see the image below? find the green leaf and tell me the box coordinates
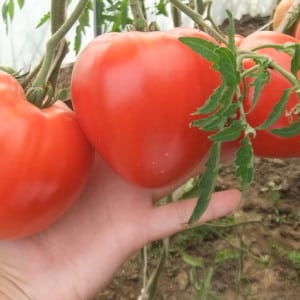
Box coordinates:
[74,1,92,54]
[249,67,270,112]
[6,0,14,20]
[215,47,239,87]
[36,11,50,28]
[17,0,24,8]
[257,88,293,130]
[194,82,227,115]
[210,120,243,142]
[189,142,221,223]
[235,136,254,189]
[225,10,236,52]
[156,0,168,16]
[192,87,236,132]
[192,113,226,131]
[179,37,220,63]
[181,252,205,268]
[271,121,300,137]
[291,43,300,76]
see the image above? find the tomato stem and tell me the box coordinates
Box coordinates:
[169,0,227,44]
[240,51,299,88]
[129,0,148,31]
[32,0,88,90]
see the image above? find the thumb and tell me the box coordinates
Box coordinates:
[146,189,241,242]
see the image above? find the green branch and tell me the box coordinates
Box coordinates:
[169,0,227,44]
[32,0,89,88]
[129,0,148,31]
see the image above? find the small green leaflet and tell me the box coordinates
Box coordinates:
[249,66,270,113]
[180,37,239,88]
[271,121,300,137]
[235,136,254,189]
[215,47,239,87]
[179,37,219,62]
[257,88,292,130]
[210,120,243,142]
[192,87,236,132]
[225,10,236,52]
[192,114,226,131]
[156,0,168,16]
[2,0,24,26]
[17,0,24,8]
[291,43,300,77]
[189,142,220,223]
[74,1,92,54]
[193,82,227,115]
[36,11,50,28]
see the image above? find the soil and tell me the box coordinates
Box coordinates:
[58,15,300,300]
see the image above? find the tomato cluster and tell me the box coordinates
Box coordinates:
[0,28,298,239]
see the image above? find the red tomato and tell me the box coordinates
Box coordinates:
[239,31,300,158]
[0,71,94,239]
[71,30,220,188]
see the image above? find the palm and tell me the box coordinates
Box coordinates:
[0,157,240,300]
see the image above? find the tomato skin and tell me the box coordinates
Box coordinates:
[239,31,300,158]
[71,30,220,188]
[0,71,94,239]
[295,22,300,40]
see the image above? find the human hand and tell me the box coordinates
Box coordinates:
[0,155,241,300]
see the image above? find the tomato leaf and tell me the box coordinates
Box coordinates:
[17,0,24,8]
[36,11,50,28]
[179,37,220,63]
[192,87,237,132]
[210,120,243,142]
[235,136,254,189]
[2,0,15,32]
[192,114,226,131]
[271,121,300,137]
[291,43,300,77]
[189,142,220,223]
[249,66,270,112]
[257,88,292,130]
[193,82,227,115]
[156,0,168,16]
[225,10,236,52]
[215,47,239,87]
[74,1,92,54]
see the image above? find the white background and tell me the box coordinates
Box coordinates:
[0,0,277,70]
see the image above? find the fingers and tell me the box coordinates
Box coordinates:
[152,143,237,201]
[146,189,241,242]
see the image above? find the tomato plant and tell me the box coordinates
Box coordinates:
[71,29,220,188]
[0,71,94,239]
[240,31,300,158]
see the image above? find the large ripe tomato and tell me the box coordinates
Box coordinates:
[240,31,300,158]
[0,71,94,239]
[71,30,220,188]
